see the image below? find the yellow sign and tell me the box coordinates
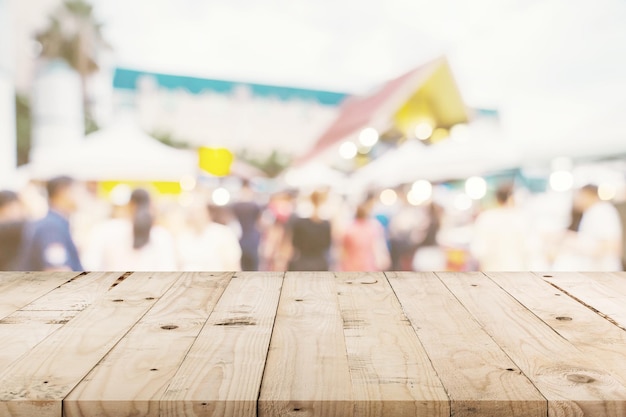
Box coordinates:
[198,147,234,176]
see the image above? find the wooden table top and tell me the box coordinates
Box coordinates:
[0,271,625,417]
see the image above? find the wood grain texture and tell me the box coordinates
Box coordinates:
[258,271,353,417]
[64,272,233,417]
[438,272,626,417]
[20,271,124,311]
[0,272,184,417]
[540,272,626,329]
[162,271,283,417]
[0,272,79,319]
[336,272,449,417]
[0,272,123,372]
[0,310,76,370]
[387,271,546,417]
[1,271,626,417]
[490,272,626,392]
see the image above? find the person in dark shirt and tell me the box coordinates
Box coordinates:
[0,190,27,270]
[18,176,83,271]
[288,191,332,271]
[231,180,262,271]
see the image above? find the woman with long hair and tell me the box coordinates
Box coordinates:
[83,188,176,271]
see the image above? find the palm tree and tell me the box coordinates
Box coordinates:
[35,0,109,132]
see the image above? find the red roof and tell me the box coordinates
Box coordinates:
[297,58,444,165]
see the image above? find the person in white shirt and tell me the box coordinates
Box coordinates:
[83,188,177,271]
[177,200,242,271]
[471,183,529,271]
[556,184,623,271]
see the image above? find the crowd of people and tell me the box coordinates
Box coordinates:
[0,175,624,273]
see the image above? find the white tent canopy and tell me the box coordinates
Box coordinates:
[27,119,197,182]
[281,162,348,190]
[350,137,521,189]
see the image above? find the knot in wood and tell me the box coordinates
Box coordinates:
[567,373,595,384]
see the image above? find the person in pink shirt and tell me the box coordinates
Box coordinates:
[341,202,390,271]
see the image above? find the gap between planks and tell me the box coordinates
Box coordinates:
[536,272,626,332]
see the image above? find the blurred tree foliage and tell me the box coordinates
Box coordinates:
[35,0,109,134]
[238,150,292,178]
[151,131,191,149]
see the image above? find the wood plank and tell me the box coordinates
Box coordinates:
[258,271,353,417]
[387,271,546,417]
[540,272,626,329]
[64,272,234,417]
[0,272,184,417]
[438,271,626,417]
[0,272,125,371]
[0,272,79,319]
[161,271,283,417]
[20,271,124,311]
[336,272,449,417]
[0,310,76,370]
[584,272,626,296]
[490,272,626,391]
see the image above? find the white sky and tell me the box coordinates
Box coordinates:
[92,0,626,108]
[10,0,626,154]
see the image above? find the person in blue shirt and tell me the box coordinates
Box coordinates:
[18,176,83,271]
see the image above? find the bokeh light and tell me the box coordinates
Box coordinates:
[109,184,132,206]
[450,123,470,143]
[358,127,379,147]
[550,170,574,192]
[211,187,231,206]
[179,175,196,192]
[598,183,617,201]
[408,180,432,205]
[414,122,433,140]
[379,188,398,206]
[339,141,358,159]
[465,176,487,200]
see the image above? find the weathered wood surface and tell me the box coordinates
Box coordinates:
[1,271,626,416]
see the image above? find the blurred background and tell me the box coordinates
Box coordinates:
[1,0,626,272]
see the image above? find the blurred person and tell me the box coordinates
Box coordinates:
[554,184,622,271]
[19,180,48,220]
[412,203,446,271]
[17,176,83,271]
[551,205,584,270]
[386,189,424,270]
[83,188,176,271]
[177,201,241,271]
[261,191,296,271]
[232,179,262,271]
[613,187,626,270]
[470,183,529,271]
[287,191,332,271]
[340,202,390,271]
[0,190,27,270]
[71,181,112,255]
[209,204,242,239]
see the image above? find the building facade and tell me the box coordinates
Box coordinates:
[112,68,348,158]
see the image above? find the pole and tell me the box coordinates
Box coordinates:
[0,0,17,189]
